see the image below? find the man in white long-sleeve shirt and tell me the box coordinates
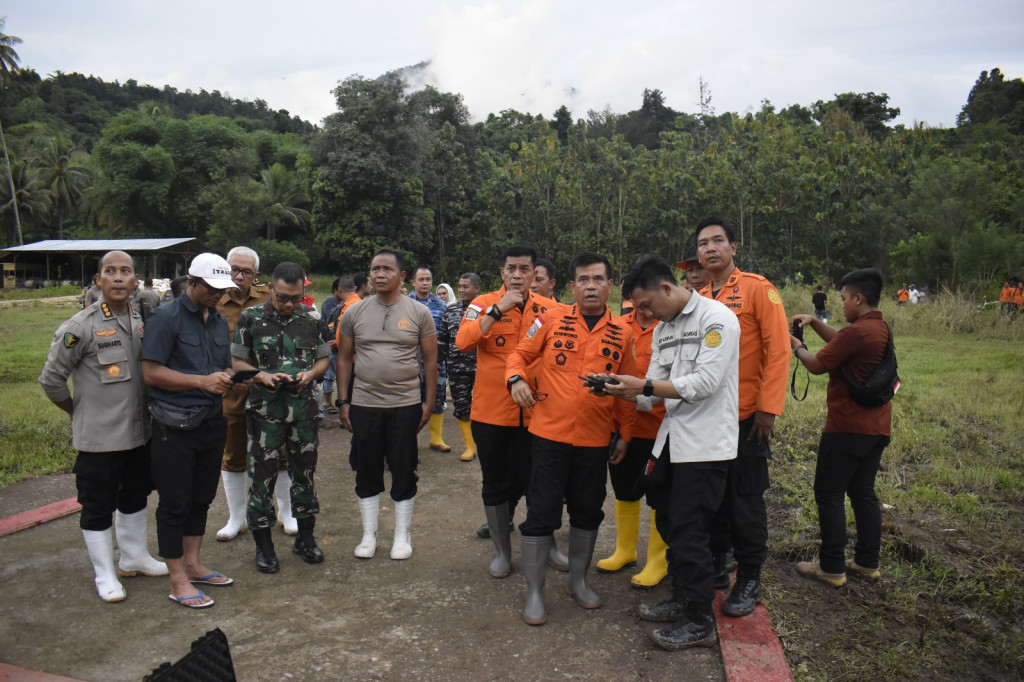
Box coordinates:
[602,255,739,651]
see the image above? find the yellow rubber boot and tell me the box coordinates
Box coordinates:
[457,418,477,461]
[428,413,451,452]
[595,499,641,572]
[631,509,669,588]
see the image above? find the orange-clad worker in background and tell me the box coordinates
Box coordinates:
[696,216,789,618]
[454,245,564,579]
[594,288,669,589]
[897,286,910,305]
[506,252,639,626]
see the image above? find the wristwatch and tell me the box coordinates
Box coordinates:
[486,304,504,321]
[335,398,351,407]
[507,375,523,387]
[642,379,654,397]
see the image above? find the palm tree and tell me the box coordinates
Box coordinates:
[260,163,310,240]
[0,158,50,244]
[0,17,23,244]
[34,133,91,238]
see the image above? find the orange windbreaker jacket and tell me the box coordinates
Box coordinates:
[506,304,638,447]
[700,268,790,421]
[455,287,557,427]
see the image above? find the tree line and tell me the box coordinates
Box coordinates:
[1,21,1022,293]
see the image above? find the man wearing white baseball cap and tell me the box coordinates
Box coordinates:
[142,252,243,609]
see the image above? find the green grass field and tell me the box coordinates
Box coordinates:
[1,282,1022,678]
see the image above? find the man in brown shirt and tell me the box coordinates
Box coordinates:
[790,268,893,587]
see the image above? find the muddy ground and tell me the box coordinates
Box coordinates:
[0,417,727,681]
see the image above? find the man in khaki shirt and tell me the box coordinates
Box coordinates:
[39,250,167,602]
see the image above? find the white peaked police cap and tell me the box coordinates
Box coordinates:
[188,253,239,289]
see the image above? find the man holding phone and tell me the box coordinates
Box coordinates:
[231,262,331,573]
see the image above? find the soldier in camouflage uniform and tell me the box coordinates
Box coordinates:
[438,272,482,461]
[231,262,331,573]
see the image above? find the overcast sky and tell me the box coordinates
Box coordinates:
[8,0,1024,129]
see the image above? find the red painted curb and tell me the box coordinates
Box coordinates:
[0,661,84,681]
[0,498,81,538]
[715,582,794,682]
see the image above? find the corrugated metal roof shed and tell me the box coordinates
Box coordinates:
[2,238,195,252]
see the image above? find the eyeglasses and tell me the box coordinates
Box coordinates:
[231,267,255,277]
[274,293,304,304]
[532,393,548,402]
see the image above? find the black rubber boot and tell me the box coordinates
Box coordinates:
[651,600,718,650]
[484,503,512,578]
[293,517,324,564]
[253,527,280,574]
[521,535,552,626]
[566,527,601,609]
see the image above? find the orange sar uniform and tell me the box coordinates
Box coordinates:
[333,293,364,349]
[507,304,638,535]
[699,267,789,573]
[897,288,909,304]
[218,282,270,472]
[455,287,557,509]
[1013,285,1024,311]
[608,311,665,503]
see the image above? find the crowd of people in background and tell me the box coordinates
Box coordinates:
[44,216,900,651]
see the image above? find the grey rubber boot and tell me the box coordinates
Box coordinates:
[548,536,569,572]
[484,503,512,578]
[566,527,602,609]
[521,535,553,625]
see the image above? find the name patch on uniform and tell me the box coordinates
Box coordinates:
[63,333,80,349]
[95,328,117,337]
[97,340,123,350]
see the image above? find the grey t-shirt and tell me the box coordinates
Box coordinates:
[339,295,436,407]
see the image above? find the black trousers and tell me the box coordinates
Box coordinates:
[471,421,532,508]
[608,436,654,503]
[646,442,729,603]
[349,404,420,501]
[520,435,608,536]
[150,416,226,559]
[74,445,153,531]
[815,432,889,573]
[709,416,770,574]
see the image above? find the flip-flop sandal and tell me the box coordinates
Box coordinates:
[190,572,234,586]
[168,592,214,609]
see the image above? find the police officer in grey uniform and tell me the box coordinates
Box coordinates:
[39,250,167,603]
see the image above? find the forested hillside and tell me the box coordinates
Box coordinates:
[2,43,1022,291]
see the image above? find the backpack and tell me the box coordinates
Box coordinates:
[841,323,900,408]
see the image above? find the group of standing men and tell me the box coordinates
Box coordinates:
[41,216,894,652]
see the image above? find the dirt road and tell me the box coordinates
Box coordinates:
[0,417,725,681]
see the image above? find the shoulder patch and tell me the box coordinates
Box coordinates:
[63,332,80,349]
[703,329,723,348]
[526,321,540,338]
[466,307,479,321]
[767,289,781,305]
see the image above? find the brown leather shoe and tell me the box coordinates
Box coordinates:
[846,559,881,580]
[796,561,846,587]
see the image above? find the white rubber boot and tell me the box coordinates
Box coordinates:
[115,510,168,577]
[82,529,126,602]
[216,471,249,541]
[354,494,380,558]
[275,470,298,536]
[391,498,415,560]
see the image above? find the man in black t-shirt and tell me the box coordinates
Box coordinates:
[812,286,828,322]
